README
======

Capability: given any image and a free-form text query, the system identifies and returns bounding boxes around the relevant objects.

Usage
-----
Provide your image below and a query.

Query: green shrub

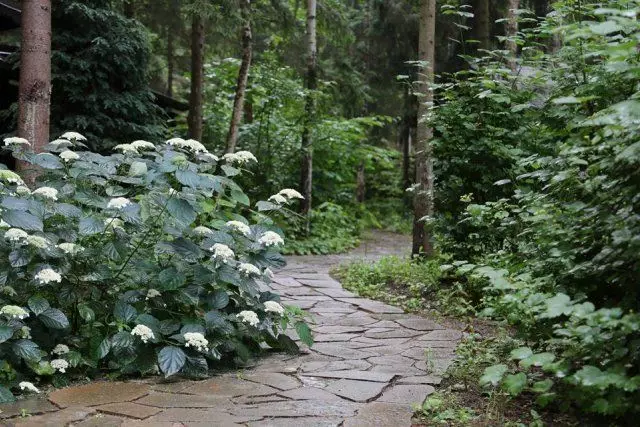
[0,134,310,402]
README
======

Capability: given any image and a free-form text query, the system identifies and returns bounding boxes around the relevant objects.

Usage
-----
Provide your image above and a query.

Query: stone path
[0,231,461,426]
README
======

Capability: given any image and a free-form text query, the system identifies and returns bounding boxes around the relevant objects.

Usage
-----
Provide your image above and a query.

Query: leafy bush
[0,133,310,402]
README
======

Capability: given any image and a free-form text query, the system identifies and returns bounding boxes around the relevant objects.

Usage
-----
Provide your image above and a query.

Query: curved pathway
[1,231,461,426]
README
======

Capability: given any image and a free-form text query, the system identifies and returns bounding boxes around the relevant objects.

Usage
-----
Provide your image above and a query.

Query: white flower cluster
[193,226,213,236]
[268,194,287,204]
[200,153,219,162]
[107,197,131,210]
[131,324,155,343]
[59,150,80,162]
[131,140,156,151]
[264,268,275,279]
[113,144,139,154]
[51,359,69,373]
[278,189,304,199]
[258,231,284,247]
[26,235,50,249]
[16,185,31,196]
[237,310,260,326]
[226,220,250,236]
[0,220,8,228]
[19,381,40,394]
[57,242,84,255]
[33,186,58,201]
[3,136,30,146]
[19,326,32,339]
[238,263,261,276]
[166,137,208,153]
[184,332,209,352]
[210,243,234,263]
[146,289,161,300]
[0,170,24,185]
[60,131,86,142]
[222,150,257,165]
[35,268,62,285]
[4,228,28,242]
[49,139,73,148]
[104,218,124,232]
[0,305,29,319]
[52,344,70,355]
[264,301,285,315]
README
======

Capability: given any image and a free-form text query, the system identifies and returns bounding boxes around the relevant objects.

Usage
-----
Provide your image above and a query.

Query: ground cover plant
[0,133,311,402]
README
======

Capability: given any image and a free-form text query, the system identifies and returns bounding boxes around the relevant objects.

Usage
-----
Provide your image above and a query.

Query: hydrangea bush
[0,133,311,402]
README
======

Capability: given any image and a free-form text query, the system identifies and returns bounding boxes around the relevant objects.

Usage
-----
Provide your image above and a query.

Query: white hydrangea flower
[26,235,50,249]
[57,242,84,255]
[238,263,261,276]
[210,243,234,263]
[226,220,250,236]
[264,301,285,315]
[4,228,28,242]
[35,268,62,285]
[33,187,58,201]
[107,197,131,210]
[131,140,155,151]
[19,381,40,394]
[268,194,287,204]
[223,150,257,164]
[3,136,30,146]
[264,268,274,279]
[131,324,155,343]
[193,226,213,236]
[145,289,161,300]
[113,144,138,154]
[51,359,69,373]
[200,153,219,162]
[0,170,24,185]
[237,310,260,327]
[0,220,8,228]
[49,139,73,148]
[184,332,209,352]
[184,139,208,153]
[0,305,29,319]
[15,185,31,196]
[278,188,304,199]
[258,231,284,247]
[166,137,186,147]
[60,131,86,141]
[104,218,124,231]
[52,344,70,355]
[19,326,32,339]
[59,150,80,162]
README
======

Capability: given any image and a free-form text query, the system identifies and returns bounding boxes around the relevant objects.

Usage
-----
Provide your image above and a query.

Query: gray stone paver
[0,231,460,426]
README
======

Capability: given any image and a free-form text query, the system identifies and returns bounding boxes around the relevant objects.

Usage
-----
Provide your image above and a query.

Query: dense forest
[0,0,639,425]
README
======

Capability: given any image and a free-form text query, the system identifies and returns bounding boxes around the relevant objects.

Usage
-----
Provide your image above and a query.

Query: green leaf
[79,217,105,235]
[503,373,527,395]
[0,326,13,343]
[540,293,573,319]
[158,346,186,377]
[111,331,136,360]
[39,308,70,329]
[175,170,200,187]
[9,249,31,268]
[157,267,186,291]
[590,20,621,35]
[209,290,229,309]
[78,304,95,322]
[114,301,137,323]
[519,352,556,369]
[532,379,554,393]
[479,364,508,387]
[509,347,533,360]
[0,386,15,403]
[166,198,197,225]
[28,295,50,316]
[129,161,148,177]
[12,339,41,362]
[2,210,43,231]
[277,334,299,355]
[295,321,314,347]
[95,337,111,359]
[230,189,250,206]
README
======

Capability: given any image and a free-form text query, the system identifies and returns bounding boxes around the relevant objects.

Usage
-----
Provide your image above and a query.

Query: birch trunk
[472,0,491,51]
[506,0,520,71]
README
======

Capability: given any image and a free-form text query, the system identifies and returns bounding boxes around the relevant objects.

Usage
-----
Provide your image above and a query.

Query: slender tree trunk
[300,0,317,216]
[412,0,436,257]
[124,0,134,18]
[225,0,253,154]
[534,0,549,18]
[472,0,491,51]
[188,14,205,141]
[17,0,51,178]
[506,0,520,71]
[356,160,366,203]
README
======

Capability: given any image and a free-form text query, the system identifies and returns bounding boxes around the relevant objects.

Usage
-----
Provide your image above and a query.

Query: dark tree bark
[17,0,51,178]
[225,0,253,154]
[356,160,365,203]
[188,14,205,141]
[506,0,520,71]
[124,0,135,18]
[299,0,317,215]
[412,0,436,257]
[472,0,491,51]
[534,0,550,18]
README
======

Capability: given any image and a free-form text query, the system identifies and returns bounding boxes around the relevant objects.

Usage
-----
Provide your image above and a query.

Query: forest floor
[0,230,461,426]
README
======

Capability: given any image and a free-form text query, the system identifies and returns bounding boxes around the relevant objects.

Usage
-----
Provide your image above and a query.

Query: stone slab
[183,377,280,397]
[48,382,149,407]
[243,372,301,391]
[8,407,96,427]
[302,370,394,383]
[324,379,387,402]
[342,402,413,427]
[95,402,162,419]
[133,392,233,408]
[377,384,435,406]
[0,398,58,419]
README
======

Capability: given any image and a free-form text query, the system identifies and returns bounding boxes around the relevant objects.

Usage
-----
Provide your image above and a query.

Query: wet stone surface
[0,231,460,426]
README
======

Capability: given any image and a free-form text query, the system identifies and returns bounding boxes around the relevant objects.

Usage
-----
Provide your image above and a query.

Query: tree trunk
[225,0,253,154]
[401,121,411,191]
[17,0,51,178]
[299,0,317,216]
[356,160,365,203]
[534,0,549,18]
[412,0,436,257]
[188,14,205,141]
[472,0,491,51]
[124,0,134,18]
[506,0,519,71]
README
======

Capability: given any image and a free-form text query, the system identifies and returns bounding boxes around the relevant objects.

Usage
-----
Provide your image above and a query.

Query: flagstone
[48,381,149,407]
[324,379,387,402]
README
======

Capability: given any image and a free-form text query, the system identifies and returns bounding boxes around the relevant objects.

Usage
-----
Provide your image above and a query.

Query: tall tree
[225,0,253,153]
[299,0,317,215]
[188,13,205,141]
[506,0,520,71]
[412,0,436,257]
[17,0,52,174]
[166,0,180,97]
[472,0,491,51]
[123,0,134,18]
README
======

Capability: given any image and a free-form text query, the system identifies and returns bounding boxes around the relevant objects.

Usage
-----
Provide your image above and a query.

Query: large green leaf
[175,170,200,187]
[295,322,314,347]
[502,373,527,395]
[155,238,202,261]
[166,198,197,225]
[158,346,186,377]
[9,249,31,268]
[0,386,15,403]
[12,340,41,362]
[230,189,249,206]
[111,331,136,360]
[114,301,137,323]
[209,290,229,309]
[3,209,43,231]
[479,364,507,387]
[0,326,13,343]
[157,267,186,291]
[519,352,556,369]
[39,308,70,329]
[34,152,63,169]
[509,346,533,360]
[79,217,105,235]
[95,337,111,359]
[277,334,299,355]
